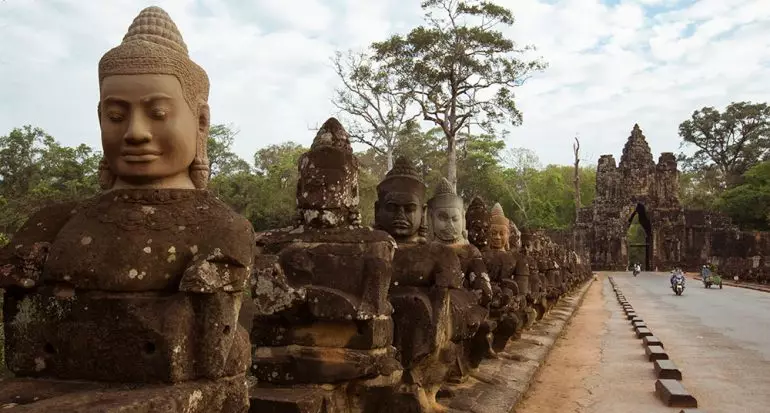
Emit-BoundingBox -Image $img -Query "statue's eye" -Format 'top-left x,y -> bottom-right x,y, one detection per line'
106,111 -> 125,122
149,107 -> 169,120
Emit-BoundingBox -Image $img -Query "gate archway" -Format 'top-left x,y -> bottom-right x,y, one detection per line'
627,203 -> 653,270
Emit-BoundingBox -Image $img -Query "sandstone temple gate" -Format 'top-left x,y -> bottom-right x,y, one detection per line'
575,124 -> 738,272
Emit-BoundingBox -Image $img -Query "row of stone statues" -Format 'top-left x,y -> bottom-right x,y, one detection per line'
0,6 -> 591,413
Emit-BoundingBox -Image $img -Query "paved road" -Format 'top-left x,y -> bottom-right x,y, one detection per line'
611,271 -> 770,412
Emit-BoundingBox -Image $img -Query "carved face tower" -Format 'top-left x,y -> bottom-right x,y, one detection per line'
296,118 -> 360,228
427,178 -> 466,244
97,6 -> 210,190
465,196 -> 490,249
375,156 -> 427,243
488,203 -> 510,251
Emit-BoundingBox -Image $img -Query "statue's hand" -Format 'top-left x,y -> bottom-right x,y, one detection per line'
1,241 -> 50,289
179,248 -> 247,293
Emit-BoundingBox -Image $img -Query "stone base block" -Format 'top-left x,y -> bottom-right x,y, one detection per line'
643,336 -> 664,348
626,312 -> 638,320
632,321 -> 646,329
636,327 -> 652,338
655,379 -> 697,408
645,345 -> 669,361
0,375 -> 248,413
654,360 -> 682,380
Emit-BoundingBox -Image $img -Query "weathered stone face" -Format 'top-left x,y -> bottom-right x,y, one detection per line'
489,203 -> 510,251
98,6 -> 210,190
428,178 -> 466,245
375,156 -> 427,243
465,196 -> 490,250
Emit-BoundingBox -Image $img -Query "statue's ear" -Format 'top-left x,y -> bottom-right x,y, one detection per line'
96,102 -> 102,124
197,103 -> 210,133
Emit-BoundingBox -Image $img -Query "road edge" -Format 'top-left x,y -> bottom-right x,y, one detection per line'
440,277 -> 596,413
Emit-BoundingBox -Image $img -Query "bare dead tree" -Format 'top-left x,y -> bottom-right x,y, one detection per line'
330,50 -> 420,172
573,136 -> 581,222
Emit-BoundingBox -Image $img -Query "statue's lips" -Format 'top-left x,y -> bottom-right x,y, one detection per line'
121,151 -> 161,162
392,221 -> 410,229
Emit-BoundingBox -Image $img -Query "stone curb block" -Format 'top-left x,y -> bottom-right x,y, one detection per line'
654,360 -> 682,380
643,335 -> 663,348
630,316 -> 643,324
636,327 -> 652,338
626,312 -> 638,320
645,345 -> 669,361
632,322 -> 647,330
679,409 -> 707,413
655,379 -> 698,408
440,279 -> 596,413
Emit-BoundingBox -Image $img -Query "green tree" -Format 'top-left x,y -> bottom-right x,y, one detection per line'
0,126 -> 100,236
207,124 -> 251,177
678,101 -> 770,188
716,161 -> 770,230
371,0 -> 546,189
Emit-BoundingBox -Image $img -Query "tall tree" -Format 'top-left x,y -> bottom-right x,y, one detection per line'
371,0 -> 546,189
331,50 -> 420,171
678,101 -> 770,188
716,161 -> 770,230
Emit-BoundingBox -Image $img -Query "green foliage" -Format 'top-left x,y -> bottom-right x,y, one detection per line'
370,0 -> 546,186
0,125 -> 100,236
716,161 -> 770,230
208,124 -> 251,177
678,101 -> 770,188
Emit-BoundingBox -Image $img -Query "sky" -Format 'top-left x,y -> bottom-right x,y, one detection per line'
0,0 -> 768,167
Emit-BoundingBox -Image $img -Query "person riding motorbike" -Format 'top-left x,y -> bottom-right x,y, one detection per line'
701,265 -> 711,282
670,268 -> 685,287
633,263 -> 641,276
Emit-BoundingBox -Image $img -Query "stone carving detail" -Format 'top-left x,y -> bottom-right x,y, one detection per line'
0,6 -> 253,412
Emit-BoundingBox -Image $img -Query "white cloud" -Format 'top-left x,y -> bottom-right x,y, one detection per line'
0,0 -> 768,170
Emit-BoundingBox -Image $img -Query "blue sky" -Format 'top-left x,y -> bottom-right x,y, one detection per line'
0,0 -> 768,167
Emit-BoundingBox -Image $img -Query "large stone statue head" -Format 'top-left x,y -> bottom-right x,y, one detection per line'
465,196 -> 490,249
427,177 -> 466,244
488,203 -> 510,251
296,118 -> 360,228
375,156 -> 427,243
97,6 -> 210,191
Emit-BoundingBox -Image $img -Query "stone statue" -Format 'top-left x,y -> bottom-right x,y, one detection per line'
468,201 -> 526,351
521,229 -> 547,321
0,6 -> 254,412
427,179 -> 494,378
374,157 -> 464,413
249,118 -> 401,412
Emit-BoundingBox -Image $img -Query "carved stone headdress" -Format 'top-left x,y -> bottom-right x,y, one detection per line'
97,6 -> 210,189
490,203 -> 510,250
427,178 -> 463,210
377,156 -> 426,200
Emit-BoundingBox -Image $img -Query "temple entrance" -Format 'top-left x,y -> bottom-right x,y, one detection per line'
627,203 -> 652,270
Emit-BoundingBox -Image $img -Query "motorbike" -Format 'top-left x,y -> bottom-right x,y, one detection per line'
633,268 -> 639,277
672,277 -> 685,296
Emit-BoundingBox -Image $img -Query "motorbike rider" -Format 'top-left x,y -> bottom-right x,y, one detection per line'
670,267 -> 685,287
701,264 -> 711,282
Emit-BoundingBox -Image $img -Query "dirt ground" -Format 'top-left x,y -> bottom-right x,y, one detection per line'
515,277 -> 607,413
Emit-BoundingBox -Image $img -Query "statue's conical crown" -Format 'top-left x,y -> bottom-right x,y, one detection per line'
434,177 -> 455,196
122,6 -> 188,54
311,117 -> 353,152
378,156 -> 425,198
466,196 -> 488,220
490,202 -> 508,226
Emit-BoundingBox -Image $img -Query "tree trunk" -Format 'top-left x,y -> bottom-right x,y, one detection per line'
447,137 -> 457,191
386,147 -> 394,173
573,137 -> 581,222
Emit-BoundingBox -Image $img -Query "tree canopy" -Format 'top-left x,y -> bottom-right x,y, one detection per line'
369,0 -> 546,188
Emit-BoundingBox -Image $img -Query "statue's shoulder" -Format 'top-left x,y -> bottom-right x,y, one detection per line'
7,200 -> 83,247
187,191 -> 255,264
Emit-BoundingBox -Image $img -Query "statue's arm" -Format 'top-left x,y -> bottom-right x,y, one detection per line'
178,221 -> 255,378
0,202 -> 78,290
